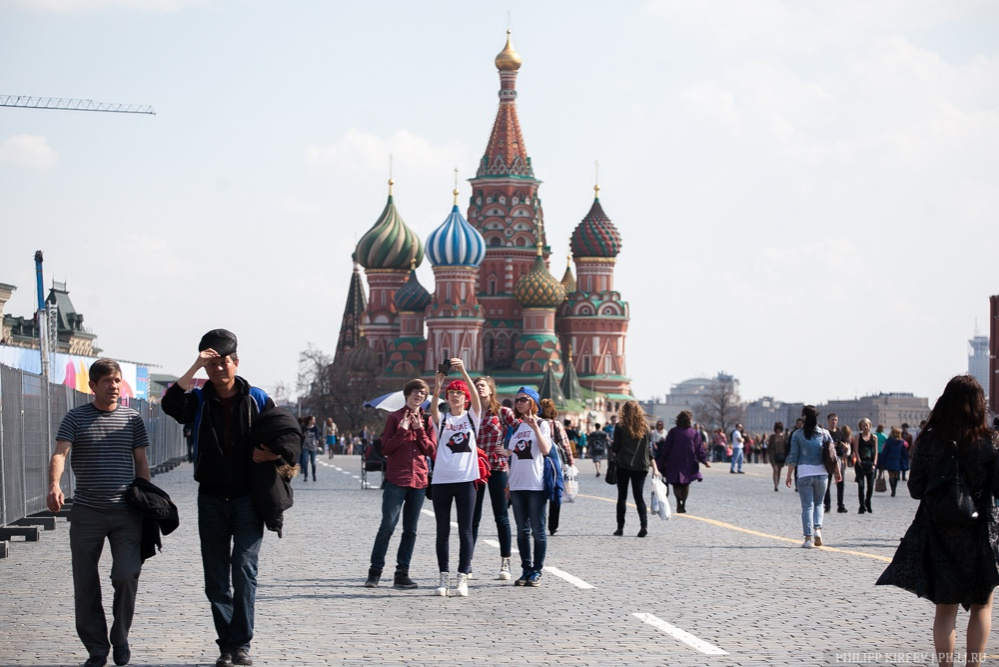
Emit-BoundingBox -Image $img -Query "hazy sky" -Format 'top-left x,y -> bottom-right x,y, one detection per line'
2,0 -> 997,406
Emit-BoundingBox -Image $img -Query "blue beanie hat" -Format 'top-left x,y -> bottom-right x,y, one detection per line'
517,386 -> 541,409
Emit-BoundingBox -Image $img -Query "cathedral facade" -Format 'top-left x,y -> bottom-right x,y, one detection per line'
338,32 -> 633,412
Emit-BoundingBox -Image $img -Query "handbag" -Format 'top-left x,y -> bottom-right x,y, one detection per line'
605,460 -> 618,485
822,439 -> 839,476
875,470 -> 887,493
924,443 -> 980,525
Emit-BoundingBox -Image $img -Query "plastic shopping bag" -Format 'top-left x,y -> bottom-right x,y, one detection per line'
563,465 -> 579,503
651,476 -> 670,521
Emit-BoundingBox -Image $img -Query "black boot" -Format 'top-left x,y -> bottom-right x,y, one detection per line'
393,569 -> 418,589
613,524 -> 624,536
637,525 -> 648,538
364,567 -> 382,588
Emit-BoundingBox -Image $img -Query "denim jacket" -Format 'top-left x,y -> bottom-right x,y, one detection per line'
786,427 -> 831,468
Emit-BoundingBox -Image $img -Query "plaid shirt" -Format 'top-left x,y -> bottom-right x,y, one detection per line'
477,406 -> 517,472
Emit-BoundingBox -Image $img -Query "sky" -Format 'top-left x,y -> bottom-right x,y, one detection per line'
1,0 -> 997,406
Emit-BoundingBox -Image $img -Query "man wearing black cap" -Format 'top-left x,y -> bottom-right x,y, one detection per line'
162,329 -> 291,667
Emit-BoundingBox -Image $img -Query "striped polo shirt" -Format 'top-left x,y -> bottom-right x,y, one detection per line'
56,403 -> 149,509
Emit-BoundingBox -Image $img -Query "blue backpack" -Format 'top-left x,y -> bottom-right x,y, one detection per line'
543,421 -> 565,505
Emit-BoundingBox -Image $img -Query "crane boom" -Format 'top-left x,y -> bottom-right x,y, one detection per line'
0,95 -> 155,115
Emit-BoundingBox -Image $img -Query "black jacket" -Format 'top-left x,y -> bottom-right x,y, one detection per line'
125,477 -> 180,562
248,406 -> 302,537
162,376 -> 273,499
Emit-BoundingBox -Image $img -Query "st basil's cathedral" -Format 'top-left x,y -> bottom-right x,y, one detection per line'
335,32 -> 633,413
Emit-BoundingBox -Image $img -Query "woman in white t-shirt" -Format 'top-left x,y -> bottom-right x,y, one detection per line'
504,386 -> 552,587
429,358 -> 481,597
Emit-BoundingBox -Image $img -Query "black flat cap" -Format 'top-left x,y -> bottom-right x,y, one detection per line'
198,329 -> 238,358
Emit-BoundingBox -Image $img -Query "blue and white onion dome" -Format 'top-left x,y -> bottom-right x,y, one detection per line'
426,193 -> 486,267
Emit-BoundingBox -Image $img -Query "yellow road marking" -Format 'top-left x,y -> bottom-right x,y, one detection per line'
575,493 -> 892,562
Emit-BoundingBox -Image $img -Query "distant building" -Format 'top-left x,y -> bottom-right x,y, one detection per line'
744,397 -> 803,435
821,393 -> 930,432
0,280 -> 100,356
969,334 -> 989,399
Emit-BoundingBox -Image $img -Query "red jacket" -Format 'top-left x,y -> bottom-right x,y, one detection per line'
380,406 -> 437,488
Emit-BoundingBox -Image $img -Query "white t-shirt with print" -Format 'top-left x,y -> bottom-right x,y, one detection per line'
508,419 -> 551,492
433,408 -> 480,484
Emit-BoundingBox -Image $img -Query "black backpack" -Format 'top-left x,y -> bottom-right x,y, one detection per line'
924,442 -> 980,525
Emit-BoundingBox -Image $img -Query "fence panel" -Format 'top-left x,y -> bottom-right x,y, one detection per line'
0,366 -> 25,527
21,374 -> 48,517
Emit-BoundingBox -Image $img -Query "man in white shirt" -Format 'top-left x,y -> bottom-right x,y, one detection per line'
730,424 -> 745,474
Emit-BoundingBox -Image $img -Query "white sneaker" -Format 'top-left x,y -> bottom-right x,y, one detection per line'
801,537 -> 813,549
434,572 -> 449,596
813,529 -> 823,547
498,558 -> 512,581
455,572 -> 469,597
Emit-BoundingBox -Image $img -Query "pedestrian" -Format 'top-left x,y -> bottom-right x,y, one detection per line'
730,423 -> 745,473
563,419 -> 580,460
877,375 -> 999,667
823,413 -> 847,513
587,424 -> 609,477
324,417 -> 337,460
875,423 -> 887,453
46,358 -> 151,667
879,427 -> 906,497
768,422 -> 789,492
611,400 -> 656,537
364,378 -> 436,589
712,428 -> 727,463
604,414 -> 618,440
655,409 -> 709,514
162,329 -> 301,667
471,375 -> 517,581
852,418 -> 878,514
650,420 -> 667,459
901,422 -> 914,481
539,399 -> 574,536
505,386 -> 552,586
428,358 -> 481,597
300,415 -> 320,482
785,405 -> 840,548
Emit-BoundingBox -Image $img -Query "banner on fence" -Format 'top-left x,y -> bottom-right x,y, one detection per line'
0,344 -> 147,400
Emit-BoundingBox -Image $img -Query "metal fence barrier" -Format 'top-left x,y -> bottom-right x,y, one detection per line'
0,363 -> 185,531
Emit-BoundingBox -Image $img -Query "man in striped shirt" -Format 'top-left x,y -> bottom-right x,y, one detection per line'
47,358 -> 151,667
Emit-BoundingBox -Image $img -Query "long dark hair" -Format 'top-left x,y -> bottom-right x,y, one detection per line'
921,375 -> 992,447
802,405 -> 819,439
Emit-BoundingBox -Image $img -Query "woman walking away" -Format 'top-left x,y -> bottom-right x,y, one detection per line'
587,424 -> 609,477
853,418 -> 878,514
506,386 -> 552,586
768,422 -> 789,492
655,410 -> 709,514
429,358 -> 481,597
611,401 -> 656,537
324,417 -> 337,460
877,375 -> 999,667
300,416 -> 321,482
650,420 -> 668,459
786,405 -> 841,548
540,399 -> 574,535
879,427 -> 905,497
364,379 -> 436,589
471,375 -> 517,581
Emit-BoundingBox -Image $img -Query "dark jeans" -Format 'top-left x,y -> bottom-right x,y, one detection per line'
856,462 -> 875,509
370,481 -> 425,571
472,469 -> 511,557
510,489 -> 547,573
198,494 -> 264,651
823,472 -> 846,509
549,500 -> 561,534
616,467 -> 649,528
299,449 -> 317,480
70,504 -> 143,658
432,481 -> 476,574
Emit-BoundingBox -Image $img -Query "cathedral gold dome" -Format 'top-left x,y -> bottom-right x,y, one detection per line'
495,30 -> 522,71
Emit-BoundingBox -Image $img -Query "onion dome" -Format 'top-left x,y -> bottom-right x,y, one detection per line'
354,180 -> 424,270
495,29 -> 522,71
570,185 -> 622,259
425,191 -> 487,267
347,337 -> 381,373
560,255 -> 576,295
394,264 -> 432,312
514,246 -> 566,308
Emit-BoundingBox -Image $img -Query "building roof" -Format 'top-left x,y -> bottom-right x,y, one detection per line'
354,183 -> 424,270
334,263 -> 368,365
394,266 -> 432,312
570,190 -> 622,259
513,247 -> 565,308
476,33 -> 534,179
426,203 -> 486,267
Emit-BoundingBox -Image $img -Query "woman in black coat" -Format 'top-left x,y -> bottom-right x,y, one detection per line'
876,375 -> 999,667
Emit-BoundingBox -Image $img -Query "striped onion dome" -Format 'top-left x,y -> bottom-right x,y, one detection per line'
354,183 -> 424,270
425,202 -> 486,267
394,267 -> 432,312
570,187 -> 622,259
514,248 -> 566,308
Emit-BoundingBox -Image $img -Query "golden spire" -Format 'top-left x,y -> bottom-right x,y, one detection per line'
453,167 -> 460,205
495,29 -> 522,71
594,159 -> 600,199
388,154 -> 394,195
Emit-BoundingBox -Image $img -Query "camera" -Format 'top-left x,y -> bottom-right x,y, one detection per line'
437,360 -> 452,376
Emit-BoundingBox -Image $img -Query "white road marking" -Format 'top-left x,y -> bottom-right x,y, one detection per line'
341,471 -> 352,475
542,566 -> 595,589
633,613 -> 728,655
352,475 -> 360,480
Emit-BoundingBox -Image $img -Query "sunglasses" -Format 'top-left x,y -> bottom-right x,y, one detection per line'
515,397 -> 531,403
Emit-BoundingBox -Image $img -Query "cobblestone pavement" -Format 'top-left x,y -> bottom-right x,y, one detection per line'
1,458 -> 994,667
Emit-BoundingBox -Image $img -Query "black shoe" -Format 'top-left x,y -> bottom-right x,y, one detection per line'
549,528 -> 557,536
514,571 -> 530,586
859,507 -> 866,514
637,527 -> 648,537
824,505 -> 831,512
112,645 -> 130,666
232,648 -> 252,666
866,504 -> 873,513
837,506 -> 848,513
215,652 -> 233,667
596,472 -> 601,477
84,655 -> 108,667
613,527 -> 624,536
364,566 -> 382,587
393,569 -> 418,589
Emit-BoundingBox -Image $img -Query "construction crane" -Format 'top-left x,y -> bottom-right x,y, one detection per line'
0,95 -> 155,115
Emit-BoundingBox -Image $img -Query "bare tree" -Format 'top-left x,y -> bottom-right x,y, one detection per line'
296,343 -> 383,436
694,379 -> 745,434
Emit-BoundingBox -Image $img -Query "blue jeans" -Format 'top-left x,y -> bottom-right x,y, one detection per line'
730,447 -> 744,472
370,481 -> 425,571
472,469 -> 512,557
197,494 -> 263,651
510,490 -> 547,574
796,474 -> 828,537
299,449 -> 317,479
